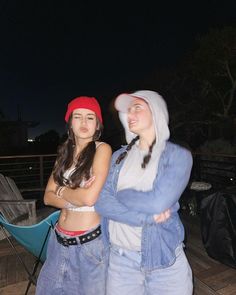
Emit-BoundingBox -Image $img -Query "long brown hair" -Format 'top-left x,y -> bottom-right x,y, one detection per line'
53,115 -> 103,188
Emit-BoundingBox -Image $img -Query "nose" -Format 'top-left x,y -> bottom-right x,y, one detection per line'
81,117 -> 87,125
128,110 -> 135,120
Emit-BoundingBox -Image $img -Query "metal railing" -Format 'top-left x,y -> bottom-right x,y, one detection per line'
0,154 -> 57,201
0,151 -> 235,200
191,152 -> 236,190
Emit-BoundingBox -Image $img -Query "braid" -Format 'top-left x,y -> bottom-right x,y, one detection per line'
141,138 -> 156,169
116,136 -> 139,164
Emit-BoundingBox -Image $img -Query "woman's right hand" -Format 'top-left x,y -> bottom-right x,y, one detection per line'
153,209 -> 171,223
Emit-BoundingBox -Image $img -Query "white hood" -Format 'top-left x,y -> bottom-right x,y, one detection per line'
117,90 -> 170,147
115,90 -> 170,188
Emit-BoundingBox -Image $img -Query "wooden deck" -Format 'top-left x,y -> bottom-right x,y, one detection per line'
183,213 -> 236,295
0,213 -> 236,295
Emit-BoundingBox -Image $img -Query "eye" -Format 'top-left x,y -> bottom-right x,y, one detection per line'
87,116 -> 95,120
135,105 -> 142,111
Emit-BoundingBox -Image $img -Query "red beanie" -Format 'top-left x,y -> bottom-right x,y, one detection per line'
65,96 -> 103,124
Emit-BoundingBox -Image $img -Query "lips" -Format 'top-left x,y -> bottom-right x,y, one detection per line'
80,127 -> 89,132
128,120 -> 137,128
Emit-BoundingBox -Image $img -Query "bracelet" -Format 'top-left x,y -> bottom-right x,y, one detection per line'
56,186 -> 66,198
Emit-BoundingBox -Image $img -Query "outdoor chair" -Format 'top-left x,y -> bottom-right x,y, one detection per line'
0,210 -> 60,294
0,173 -> 37,223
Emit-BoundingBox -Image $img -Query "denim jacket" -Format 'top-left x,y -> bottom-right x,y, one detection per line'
95,141 -> 193,271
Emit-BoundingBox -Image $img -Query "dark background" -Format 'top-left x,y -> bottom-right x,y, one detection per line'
0,1 -> 235,143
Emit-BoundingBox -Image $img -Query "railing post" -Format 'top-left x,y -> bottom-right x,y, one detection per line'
192,153 -> 201,181
39,156 -> 44,189
196,154 -> 201,180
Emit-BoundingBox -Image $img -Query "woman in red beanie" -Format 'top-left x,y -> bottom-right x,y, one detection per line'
36,96 -> 112,295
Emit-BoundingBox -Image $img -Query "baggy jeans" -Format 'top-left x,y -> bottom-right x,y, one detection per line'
36,228 -> 108,295
107,243 -> 193,295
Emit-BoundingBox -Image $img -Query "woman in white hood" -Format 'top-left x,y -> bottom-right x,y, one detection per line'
95,90 -> 193,294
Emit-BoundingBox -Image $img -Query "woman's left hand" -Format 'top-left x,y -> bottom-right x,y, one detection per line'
153,209 -> 171,223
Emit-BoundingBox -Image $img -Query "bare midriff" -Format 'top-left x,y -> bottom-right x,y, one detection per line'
58,209 -> 100,231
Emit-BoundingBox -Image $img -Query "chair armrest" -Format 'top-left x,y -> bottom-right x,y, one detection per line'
20,188 -> 44,192
0,200 -> 36,203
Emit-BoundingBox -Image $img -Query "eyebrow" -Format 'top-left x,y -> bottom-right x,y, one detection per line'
129,102 -> 143,109
73,112 -> 96,116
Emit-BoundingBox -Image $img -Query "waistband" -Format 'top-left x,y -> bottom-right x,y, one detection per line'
55,224 -> 87,236
55,225 -> 101,247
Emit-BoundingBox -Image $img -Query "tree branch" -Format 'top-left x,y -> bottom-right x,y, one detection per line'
225,60 -> 235,85
225,79 -> 236,115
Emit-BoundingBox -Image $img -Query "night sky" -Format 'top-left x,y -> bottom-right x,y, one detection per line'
0,1 -> 235,138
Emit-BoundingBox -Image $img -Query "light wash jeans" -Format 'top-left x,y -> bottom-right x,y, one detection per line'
36,227 -> 108,295
107,243 -> 193,295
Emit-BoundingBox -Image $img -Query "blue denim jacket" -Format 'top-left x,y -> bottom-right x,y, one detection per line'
95,141 -> 193,271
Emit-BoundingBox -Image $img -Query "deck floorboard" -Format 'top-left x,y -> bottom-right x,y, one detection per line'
0,211 -> 236,294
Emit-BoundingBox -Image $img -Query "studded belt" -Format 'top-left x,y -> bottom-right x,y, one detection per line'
55,225 -> 101,247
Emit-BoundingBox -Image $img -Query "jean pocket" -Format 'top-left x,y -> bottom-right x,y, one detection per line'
82,235 -> 109,264
110,244 -> 120,255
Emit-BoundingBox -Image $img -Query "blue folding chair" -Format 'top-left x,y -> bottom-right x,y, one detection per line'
0,210 -> 60,294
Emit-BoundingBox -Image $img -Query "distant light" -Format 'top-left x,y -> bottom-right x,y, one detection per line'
27,138 -> 35,142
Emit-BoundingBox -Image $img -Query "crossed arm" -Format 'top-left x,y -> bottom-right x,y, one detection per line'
43,143 -> 112,208
95,146 -> 192,225
94,150 -> 168,226
117,147 -> 193,214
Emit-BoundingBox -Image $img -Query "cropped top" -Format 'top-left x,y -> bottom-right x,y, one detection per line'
65,141 -> 104,212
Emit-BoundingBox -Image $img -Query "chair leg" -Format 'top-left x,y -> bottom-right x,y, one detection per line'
25,280 -> 32,295
0,226 -> 32,278
0,225 -> 36,294
24,225 -> 53,295
0,219 -> 56,294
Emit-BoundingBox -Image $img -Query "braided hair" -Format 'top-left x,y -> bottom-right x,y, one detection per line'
116,136 -> 139,164
141,138 -> 156,168
116,136 -> 156,169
